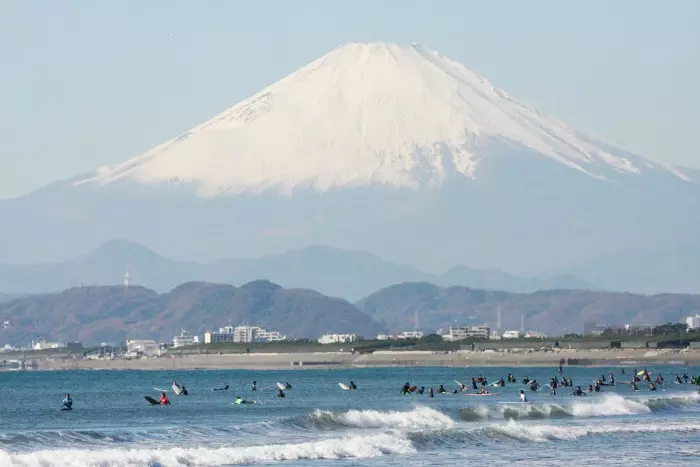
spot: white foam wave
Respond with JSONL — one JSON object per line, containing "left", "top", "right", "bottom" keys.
{"left": 488, "top": 419, "right": 700, "bottom": 443}
{"left": 310, "top": 405, "right": 455, "bottom": 429}
{"left": 0, "top": 432, "right": 415, "bottom": 467}
{"left": 569, "top": 393, "right": 650, "bottom": 417}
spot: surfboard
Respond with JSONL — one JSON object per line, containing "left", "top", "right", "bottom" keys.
{"left": 339, "top": 382, "right": 350, "bottom": 390}
{"left": 464, "top": 392, "right": 498, "bottom": 396}
{"left": 61, "top": 407, "right": 73, "bottom": 411}
{"left": 455, "top": 379, "right": 464, "bottom": 387}
{"left": 172, "top": 383, "right": 183, "bottom": 395}
{"left": 232, "top": 399, "right": 259, "bottom": 405}
{"left": 144, "top": 396, "right": 159, "bottom": 405}
{"left": 154, "top": 387, "right": 169, "bottom": 392}
{"left": 276, "top": 382, "right": 287, "bottom": 390}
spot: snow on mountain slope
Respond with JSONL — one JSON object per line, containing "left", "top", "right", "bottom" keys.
{"left": 74, "top": 42, "right": 692, "bottom": 196}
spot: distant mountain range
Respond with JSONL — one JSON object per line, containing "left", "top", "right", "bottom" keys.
{"left": 358, "top": 283, "right": 700, "bottom": 336}
{"left": 0, "top": 240, "right": 597, "bottom": 301}
{"left": 0, "top": 280, "right": 383, "bottom": 346}
{"left": 1, "top": 279, "right": 698, "bottom": 346}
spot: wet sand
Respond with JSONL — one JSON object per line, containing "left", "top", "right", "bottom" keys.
{"left": 30, "top": 348, "right": 700, "bottom": 371}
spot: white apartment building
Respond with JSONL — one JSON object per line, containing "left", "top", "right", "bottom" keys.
{"left": 172, "top": 330, "right": 199, "bottom": 348}
{"left": 204, "top": 324, "right": 286, "bottom": 344}
{"left": 686, "top": 315, "right": 700, "bottom": 330}
{"left": 396, "top": 331, "right": 423, "bottom": 339}
{"left": 125, "top": 339, "right": 160, "bottom": 357}
{"left": 502, "top": 330, "right": 521, "bottom": 339}
{"left": 318, "top": 333, "right": 358, "bottom": 344}
{"left": 33, "top": 340, "right": 67, "bottom": 350}
{"left": 444, "top": 324, "right": 490, "bottom": 341}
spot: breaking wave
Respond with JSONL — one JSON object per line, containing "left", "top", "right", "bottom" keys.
{"left": 0, "top": 432, "right": 416, "bottom": 467}
{"left": 5, "top": 420, "right": 700, "bottom": 466}
{"left": 300, "top": 406, "right": 455, "bottom": 430}
{"left": 459, "top": 393, "right": 700, "bottom": 421}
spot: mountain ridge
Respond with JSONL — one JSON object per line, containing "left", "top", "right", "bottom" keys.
{"left": 0, "top": 240, "right": 597, "bottom": 300}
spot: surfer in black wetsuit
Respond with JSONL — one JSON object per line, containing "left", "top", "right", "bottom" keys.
{"left": 181, "top": 385, "right": 188, "bottom": 396}
{"left": 438, "top": 385, "right": 447, "bottom": 394}
{"left": 214, "top": 384, "right": 230, "bottom": 391}
{"left": 683, "top": 373, "right": 689, "bottom": 383}
{"left": 62, "top": 393, "right": 73, "bottom": 410}
{"left": 401, "top": 382, "right": 411, "bottom": 395}
{"left": 252, "top": 381, "right": 257, "bottom": 391}
{"left": 417, "top": 386, "right": 424, "bottom": 394}
{"left": 277, "top": 389, "right": 286, "bottom": 398}
{"left": 349, "top": 381, "right": 357, "bottom": 390}
{"left": 428, "top": 387, "right": 434, "bottom": 398}
{"left": 572, "top": 386, "right": 586, "bottom": 396}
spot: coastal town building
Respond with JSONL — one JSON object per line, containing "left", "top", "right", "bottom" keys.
{"left": 172, "top": 330, "right": 199, "bottom": 348}
{"left": 318, "top": 333, "right": 358, "bottom": 344}
{"left": 203, "top": 324, "right": 286, "bottom": 344}
{"left": 396, "top": 331, "right": 423, "bottom": 339}
{"left": 686, "top": 315, "right": 700, "bottom": 330}
{"left": 501, "top": 330, "right": 520, "bottom": 339}
{"left": 443, "top": 324, "right": 490, "bottom": 341}
{"left": 125, "top": 339, "right": 160, "bottom": 357}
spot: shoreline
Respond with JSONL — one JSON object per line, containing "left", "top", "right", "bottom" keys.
{"left": 11, "top": 348, "right": 700, "bottom": 372}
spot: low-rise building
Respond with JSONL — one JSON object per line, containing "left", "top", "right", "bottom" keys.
{"left": 204, "top": 324, "right": 286, "bottom": 344}
{"left": 173, "top": 330, "right": 199, "bottom": 348}
{"left": 444, "top": 324, "right": 490, "bottom": 341}
{"left": 502, "top": 330, "right": 520, "bottom": 339}
{"left": 318, "top": 333, "right": 358, "bottom": 344}
{"left": 524, "top": 330, "right": 547, "bottom": 339}
{"left": 126, "top": 339, "right": 160, "bottom": 357}
{"left": 33, "top": 340, "right": 67, "bottom": 350}
{"left": 397, "top": 331, "right": 423, "bottom": 339}
{"left": 686, "top": 315, "right": 700, "bottom": 330}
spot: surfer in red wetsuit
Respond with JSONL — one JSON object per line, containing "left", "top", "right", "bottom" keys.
{"left": 160, "top": 392, "right": 170, "bottom": 405}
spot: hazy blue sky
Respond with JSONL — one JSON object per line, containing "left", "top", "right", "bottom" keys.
{"left": 1, "top": 0, "right": 698, "bottom": 200}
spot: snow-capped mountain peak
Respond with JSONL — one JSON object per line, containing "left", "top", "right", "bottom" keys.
{"left": 74, "top": 42, "right": 692, "bottom": 196}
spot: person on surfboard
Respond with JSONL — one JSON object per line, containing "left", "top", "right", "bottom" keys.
{"left": 62, "top": 393, "right": 73, "bottom": 410}
{"left": 160, "top": 392, "right": 170, "bottom": 405}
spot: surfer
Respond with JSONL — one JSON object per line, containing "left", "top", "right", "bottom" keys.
{"left": 277, "top": 389, "right": 286, "bottom": 398}
{"left": 683, "top": 372, "right": 689, "bottom": 383}
{"left": 252, "top": 381, "right": 257, "bottom": 391}
{"left": 181, "top": 385, "right": 189, "bottom": 396}
{"left": 438, "top": 384, "right": 447, "bottom": 394}
{"left": 160, "top": 392, "right": 170, "bottom": 405}
{"left": 62, "top": 393, "right": 73, "bottom": 411}
{"left": 609, "top": 374, "right": 615, "bottom": 386}
{"left": 401, "top": 382, "right": 411, "bottom": 395}
{"left": 519, "top": 390, "right": 528, "bottom": 402}
{"left": 234, "top": 396, "right": 255, "bottom": 404}
{"left": 349, "top": 381, "right": 357, "bottom": 390}
{"left": 649, "top": 382, "right": 657, "bottom": 391}
{"left": 631, "top": 381, "right": 638, "bottom": 391}
{"left": 214, "top": 384, "right": 230, "bottom": 391}
{"left": 428, "top": 387, "right": 434, "bottom": 398}
{"left": 417, "top": 386, "right": 425, "bottom": 394}
{"left": 284, "top": 382, "right": 292, "bottom": 389}
{"left": 676, "top": 375, "right": 683, "bottom": 384}
{"left": 572, "top": 386, "right": 586, "bottom": 396}
{"left": 497, "top": 377, "right": 505, "bottom": 387}
{"left": 478, "top": 386, "right": 488, "bottom": 395}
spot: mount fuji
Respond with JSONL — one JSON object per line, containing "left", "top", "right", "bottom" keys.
{"left": 1, "top": 42, "right": 698, "bottom": 293}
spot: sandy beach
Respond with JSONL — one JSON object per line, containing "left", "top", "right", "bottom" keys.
{"left": 26, "top": 348, "right": 700, "bottom": 371}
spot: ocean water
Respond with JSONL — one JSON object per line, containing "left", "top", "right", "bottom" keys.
{"left": 1, "top": 365, "right": 699, "bottom": 466}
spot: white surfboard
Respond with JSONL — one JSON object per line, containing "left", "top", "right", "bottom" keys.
{"left": 172, "top": 383, "right": 183, "bottom": 395}
{"left": 276, "top": 382, "right": 287, "bottom": 390}
{"left": 153, "top": 387, "right": 169, "bottom": 392}
{"left": 339, "top": 382, "right": 350, "bottom": 390}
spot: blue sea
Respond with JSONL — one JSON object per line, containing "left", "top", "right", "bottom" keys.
{"left": 1, "top": 366, "right": 699, "bottom": 466}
